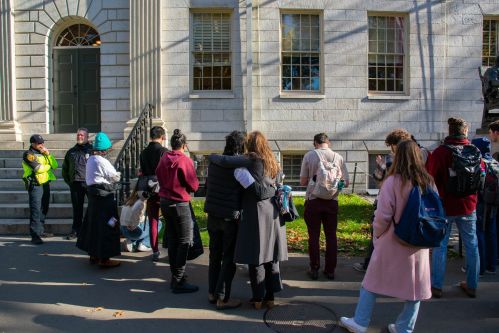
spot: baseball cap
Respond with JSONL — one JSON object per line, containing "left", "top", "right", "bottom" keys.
{"left": 30, "top": 134, "right": 44, "bottom": 144}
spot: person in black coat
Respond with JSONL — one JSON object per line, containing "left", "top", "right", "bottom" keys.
{"left": 62, "top": 128, "right": 93, "bottom": 239}
{"left": 208, "top": 131, "right": 288, "bottom": 310}
{"left": 139, "top": 126, "right": 168, "bottom": 261}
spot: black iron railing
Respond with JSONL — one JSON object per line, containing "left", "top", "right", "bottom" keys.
{"left": 114, "top": 103, "right": 154, "bottom": 205}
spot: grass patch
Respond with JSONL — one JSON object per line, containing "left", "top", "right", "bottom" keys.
{"left": 190, "top": 194, "right": 374, "bottom": 257}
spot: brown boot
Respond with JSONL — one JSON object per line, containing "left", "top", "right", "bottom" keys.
{"left": 216, "top": 298, "right": 242, "bottom": 310}
{"left": 89, "top": 256, "right": 98, "bottom": 265}
{"left": 98, "top": 259, "right": 121, "bottom": 268}
{"left": 459, "top": 281, "right": 476, "bottom": 298}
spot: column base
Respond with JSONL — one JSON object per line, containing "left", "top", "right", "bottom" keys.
{"left": 123, "top": 117, "right": 166, "bottom": 143}
{"left": 0, "top": 121, "right": 23, "bottom": 149}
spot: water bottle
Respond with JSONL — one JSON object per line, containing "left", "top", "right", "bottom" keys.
{"left": 338, "top": 179, "right": 345, "bottom": 191}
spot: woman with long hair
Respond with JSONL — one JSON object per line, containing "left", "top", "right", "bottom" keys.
{"left": 156, "top": 129, "right": 199, "bottom": 293}
{"left": 340, "top": 140, "right": 433, "bottom": 333}
{"left": 209, "top": 130, "right": 288, "bottom": 309}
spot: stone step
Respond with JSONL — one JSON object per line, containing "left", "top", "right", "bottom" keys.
{"left": 0, "top": 146, "right": 122, "bottom": 159}
{"left": 0, "top": 168, "right": 63, "bottom": 179}
{"left": 0, "top": 218, "right": 72, "bottom": 235}
{"left": 0, "top": 190, "right": 72, "bottom": 204}
{"left": 0, "top": 158, "right": 64, "bottom": 168}
{"left": 0, "top": 179, "right": 69, "bottom": 190}
{"left": 0, "top": 203, "right": 78, "bottom": 219}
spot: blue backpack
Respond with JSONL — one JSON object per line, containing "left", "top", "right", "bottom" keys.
{"left": 394, "top": 186, "right": 448, "bottom": 248}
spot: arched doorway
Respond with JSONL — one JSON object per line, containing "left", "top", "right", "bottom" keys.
{"left": 52, "top": 23, "right": 101, "bottom": 133}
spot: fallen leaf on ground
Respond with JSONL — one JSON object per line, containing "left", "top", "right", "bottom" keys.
{"left": 86, "top": 307, "right": 104, "bottom": 312}
{"left": 113, "top": 311, "right": 124, "bottom": 317}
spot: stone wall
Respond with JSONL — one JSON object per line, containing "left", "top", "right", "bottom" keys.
{"left": 13, "top": 0, "right": 130, "bottom": 139}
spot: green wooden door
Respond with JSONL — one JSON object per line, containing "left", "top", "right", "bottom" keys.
{"left": 53, "top": 48, "right": 100, "bottom": 133}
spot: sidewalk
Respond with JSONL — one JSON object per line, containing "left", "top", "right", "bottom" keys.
{"left": 0, "top": 236, "right": 498, "bottom": 333}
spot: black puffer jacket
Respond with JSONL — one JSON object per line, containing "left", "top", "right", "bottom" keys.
{"left": 204, "top": 161, "right": 243, "bottom": 220}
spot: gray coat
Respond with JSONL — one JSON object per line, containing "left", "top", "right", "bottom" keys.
{"left": 208, "top": 154, "right": 288, "bottom": 265}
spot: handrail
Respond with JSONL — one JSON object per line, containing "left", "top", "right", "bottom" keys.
{"left": 114, "top": 103, "right": 153, "bottom": 205}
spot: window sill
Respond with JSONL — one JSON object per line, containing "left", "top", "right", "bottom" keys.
{"left": 189, "top": 92, "right": 235, "bottom": 99}
{"left": 279, "top": 93, "right": 325, "bottom": 99}
{"left": 367, "top": 94, "right": 410, "bottom": 100}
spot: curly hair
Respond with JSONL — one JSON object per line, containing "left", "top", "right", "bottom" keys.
{"left": 385, "top": 128, "right": 411, "bottom": 146}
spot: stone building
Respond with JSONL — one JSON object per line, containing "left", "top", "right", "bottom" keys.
{"left": 0, "top": 0, "right": 498, "bottom": 191}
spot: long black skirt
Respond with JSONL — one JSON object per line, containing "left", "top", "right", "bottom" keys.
{"left": 76, "top": 186, "right": 120, "bottom": 259}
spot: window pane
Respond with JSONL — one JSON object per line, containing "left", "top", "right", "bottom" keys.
{"left": 301, "top": 78, "right": 311, "bottom": 90}
{"left": 483, "top": 19, "right": 498, "bottom": 67}
{"left": 192, "top": 12, "right": 231, "bottom": 91}
{"left": 282, "top": 78, "right": 291, "bottom": 90}
{"left": 193, "top": 67, "right": 202, "bottom": 77}
{"left": 213, "top": 66, "right": 221, "bottom": 77}
{"left": 283, "top": 65, "right": 291, "bottom": 77}
{"left": 281, "top": 13, "right": 321, "bottom": 92}
{"left": 368, "top": 15, "right": 406, "bottom": 93}
{"left": 301, "top": 66, "right": 310, "bottom": 77}
{"left": 203, "top": 78, "right": 212, "bottom": 90}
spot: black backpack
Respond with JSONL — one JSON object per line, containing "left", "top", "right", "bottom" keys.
{"left": 482, "top": 159, "right": 499, "bottom": 205}
{"left": 445, "top": 144, "right": 483, "bottom": 197}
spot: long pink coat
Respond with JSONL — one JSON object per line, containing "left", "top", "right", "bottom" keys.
{"left": 362, "top": 174, "right": 432, "bottom": 301}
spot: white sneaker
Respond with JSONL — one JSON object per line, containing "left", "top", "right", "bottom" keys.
{"left": 388, "top": 324, "right": 398, "bottom": 333}
{"left": 339, "top": 317, "right": 367, "bottom": 333}
{"left": 136, "top": 243, "right": 151, "bottom": 252}
{"left": 125, "top": 240, "right": 134, "bottom": 252}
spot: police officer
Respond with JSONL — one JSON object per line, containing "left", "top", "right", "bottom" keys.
{"left": 22, "top": 134, "right": 58, "bottom": 245}
{"left": 62, "top": 128, "right": 92, "bottom": 240}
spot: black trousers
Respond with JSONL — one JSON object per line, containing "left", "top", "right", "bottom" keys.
{"left": 208, "top": 216, "right": 238, "bottom": 300}
{"left": 69, "top": 181, "right": 86, "bottom": 234}
{"left": 248, "top": 262, "right": 283, "bottom": 301}
{"left": 160, "top": 199, "right": 193, "bottom": 283}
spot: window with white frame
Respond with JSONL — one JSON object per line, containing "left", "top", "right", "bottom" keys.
{"left": 281, "top": 13, "right": 321, "bottom": 92}
{"left": 483, "top": 19, "right": 498, "bottom": 67}
{"left": 192, "top": 12, "right": 231, "bottom": 91}
{"left": 368, "top": 15, "right": 407, "bottom": 93}
{"left": 282, "top": 154, "right": 306, "bottom": 190}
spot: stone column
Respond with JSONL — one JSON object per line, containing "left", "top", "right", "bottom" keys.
{"left": 0, "top": 0, "right": 21, "bottom": 144}
{"left": 129, "top": 0, "right": 161, "bottom": 120}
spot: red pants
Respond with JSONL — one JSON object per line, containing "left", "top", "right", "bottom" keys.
{"left": 147, "top": 194, "right": 161, "bottom": 252}
{"left": 304, "top": 198, "right": 338, "bottom": 274}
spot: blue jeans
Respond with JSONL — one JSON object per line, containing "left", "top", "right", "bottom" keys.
{"left": 120, "top": 222, "right": 150, "bottom": 247}
{"left": 28, "top": 183, "right": 50, "bottom": 238}
{"left": 353, "top": 287, "right": 420, "bottom": 333}
{"left": 431, "top": 212, "right": 479, "bottom": 289}
{"left": 476, "top": 202, "right": 498, "bottom": 273}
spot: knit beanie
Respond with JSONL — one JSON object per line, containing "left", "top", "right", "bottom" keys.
{"left": 93, "top": 132, "right": 112, "bottom": 151}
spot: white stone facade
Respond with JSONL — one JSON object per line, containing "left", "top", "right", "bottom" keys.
{"left": 10, "top": 0, "right": 130, "bottom": 139}
{"left": 2, "top": 0, "right": 499, "bottom": 190}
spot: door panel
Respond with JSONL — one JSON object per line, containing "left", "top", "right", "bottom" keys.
{"left": 53, "top": 48, "right": 101, "bottom": 133}
{"left": 53, "top": 49, "right": 78, "bottom": 133}
{"left": 78, "top": 48, "right": 100, "bottom": 132}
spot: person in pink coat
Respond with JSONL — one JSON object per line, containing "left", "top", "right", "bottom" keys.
{"left": 340, "top": 140, "right": 433, "bottom": 333}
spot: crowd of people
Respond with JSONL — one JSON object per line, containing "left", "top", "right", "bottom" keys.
{"left": 20, "top": 117, "right": 499, "bottom": 332}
